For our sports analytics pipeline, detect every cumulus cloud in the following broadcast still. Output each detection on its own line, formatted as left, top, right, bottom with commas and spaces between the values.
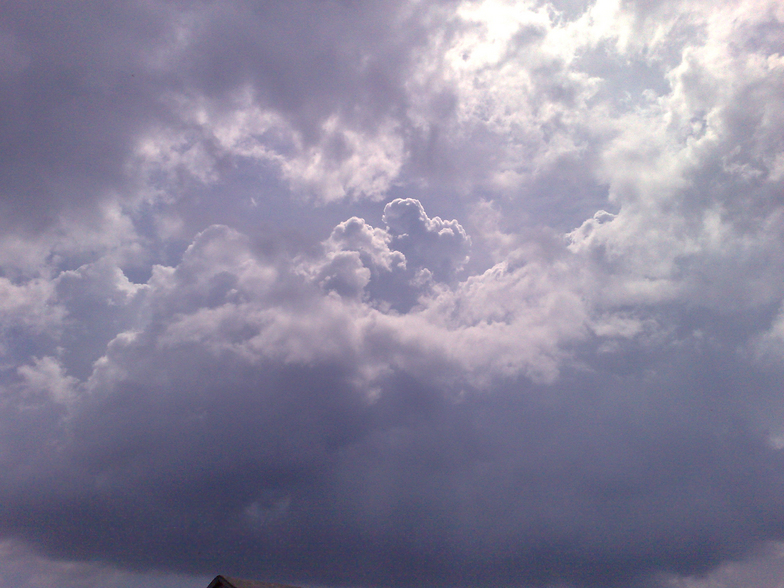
2, 1, 784, 587
382, 198, 471, 281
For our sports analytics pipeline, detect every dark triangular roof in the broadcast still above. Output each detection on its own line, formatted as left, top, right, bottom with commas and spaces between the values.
207, 574, 301, 588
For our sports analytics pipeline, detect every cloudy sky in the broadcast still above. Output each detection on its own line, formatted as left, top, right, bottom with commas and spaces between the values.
2, 1, 784, 587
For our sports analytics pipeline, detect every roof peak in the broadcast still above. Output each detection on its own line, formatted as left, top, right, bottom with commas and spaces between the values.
207, 574, 302, 588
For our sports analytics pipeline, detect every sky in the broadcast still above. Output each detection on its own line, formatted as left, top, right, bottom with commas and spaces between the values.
1, 1, 784, 587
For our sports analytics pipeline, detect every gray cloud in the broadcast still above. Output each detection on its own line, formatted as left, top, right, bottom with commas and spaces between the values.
3, 210, 784, 587
2, 1, 784, 587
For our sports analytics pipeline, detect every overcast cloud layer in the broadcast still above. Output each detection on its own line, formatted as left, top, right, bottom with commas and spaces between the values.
2, 1, 784, 587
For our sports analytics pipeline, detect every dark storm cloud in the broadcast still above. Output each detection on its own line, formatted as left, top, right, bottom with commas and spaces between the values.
169, 1, 429, 129
0, 0, 444, 232
3, 311, 784, 588
2, 210, 784, 588
0, 1, 170, 231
